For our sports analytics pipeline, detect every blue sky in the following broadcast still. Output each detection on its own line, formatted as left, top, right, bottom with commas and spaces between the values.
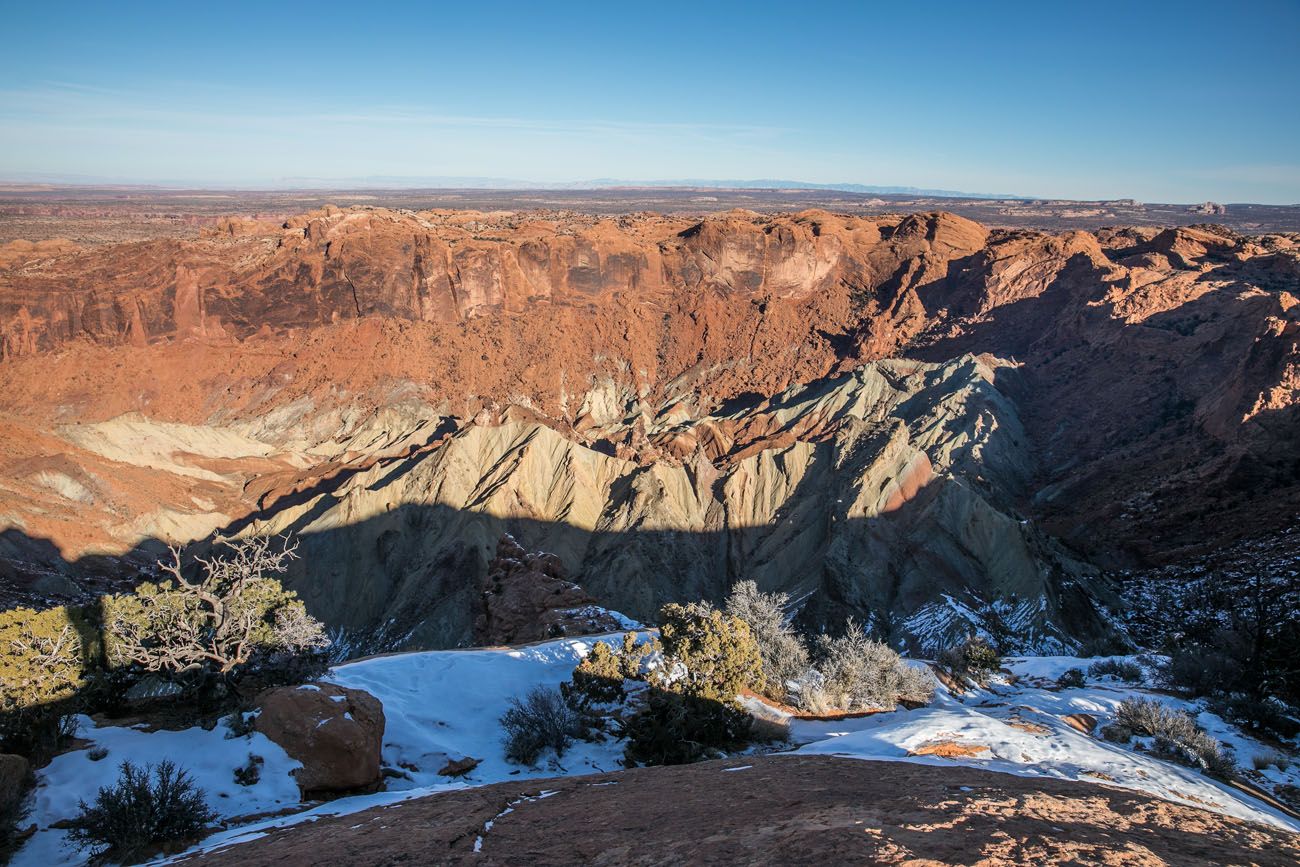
2, 1, 1298, 202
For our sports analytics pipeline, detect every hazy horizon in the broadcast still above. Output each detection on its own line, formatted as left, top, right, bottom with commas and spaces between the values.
3, 1, 1298, 204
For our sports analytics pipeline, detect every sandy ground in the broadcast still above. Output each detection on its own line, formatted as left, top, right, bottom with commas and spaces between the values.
178, 755, 1300, 866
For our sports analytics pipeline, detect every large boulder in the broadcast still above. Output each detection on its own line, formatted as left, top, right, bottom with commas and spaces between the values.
0, 753, 30, 819
253, 683, 384, 798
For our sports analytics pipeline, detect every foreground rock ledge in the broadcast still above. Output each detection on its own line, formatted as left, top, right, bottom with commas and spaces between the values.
178, 755, 1299, 866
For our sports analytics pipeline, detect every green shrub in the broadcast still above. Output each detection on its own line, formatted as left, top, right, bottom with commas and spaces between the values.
937, 637, 1002, 686
560, 605, 765, 769
66, 760, 216, 863
655, 602, 762, 703
1087, 659, 1143, 682
1057, 668, 1087, 689
500, 686, 582, 765
0, 605, 92, 707
724, 581, 810, 701
563, 633, 655, 709
620, 690, 753, 767
0, 605, 96, 754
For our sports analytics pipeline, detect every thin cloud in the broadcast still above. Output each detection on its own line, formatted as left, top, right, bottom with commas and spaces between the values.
0, 83, 786, 140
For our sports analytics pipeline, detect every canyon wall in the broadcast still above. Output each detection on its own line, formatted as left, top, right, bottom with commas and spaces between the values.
1, 207, 1295, 649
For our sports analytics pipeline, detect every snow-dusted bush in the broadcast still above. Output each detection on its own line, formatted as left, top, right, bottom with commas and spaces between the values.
232, 754, 262, 787
724, 581, 810, 701
223, 710, 257, 739
1114, 698, 1235, 779
1087, 659, 1143, 682
801, 621, 935, 712
937, 636, 1001, 686
67, 760, 216, 863
1057, 667, 1086, 689
500, 686, 583, 765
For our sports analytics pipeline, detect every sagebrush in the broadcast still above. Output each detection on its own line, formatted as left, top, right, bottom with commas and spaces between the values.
800, 620, 934, 713
1113, 698, 1236, 779
66, 760, 215, 863
500, 685, 583, 765
724, 581, 809, 701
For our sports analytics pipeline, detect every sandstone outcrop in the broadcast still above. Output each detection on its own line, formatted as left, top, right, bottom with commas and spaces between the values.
253, 683, 385, 797
474, 535, 624, 645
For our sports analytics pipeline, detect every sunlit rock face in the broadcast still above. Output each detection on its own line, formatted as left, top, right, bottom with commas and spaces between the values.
236, 354, 1105, 653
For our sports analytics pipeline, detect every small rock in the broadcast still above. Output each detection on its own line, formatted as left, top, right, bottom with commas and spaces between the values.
1062, 713, 1098, 735
123, 675, 184, 704
438, 756, 481, 777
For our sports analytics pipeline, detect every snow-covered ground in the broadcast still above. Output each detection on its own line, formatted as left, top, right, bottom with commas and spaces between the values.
791, 656, 1300, 832
11, 645, 1299, 865
12, 717, 303, 866
12, 636, 629, 866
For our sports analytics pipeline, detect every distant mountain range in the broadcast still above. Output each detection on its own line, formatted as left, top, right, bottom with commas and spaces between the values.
579, 178, 1021, 198
0, 171, 1019, 199
276, 176, 1021, 199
